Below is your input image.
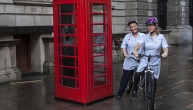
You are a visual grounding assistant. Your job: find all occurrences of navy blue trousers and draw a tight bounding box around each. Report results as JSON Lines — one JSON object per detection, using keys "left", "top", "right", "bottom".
{"left": 116, "top": 69, "right": 134, "bottom": 96}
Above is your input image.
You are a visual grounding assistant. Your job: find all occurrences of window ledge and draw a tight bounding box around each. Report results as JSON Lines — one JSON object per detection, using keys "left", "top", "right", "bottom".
{"left": 14, "top": 0, "right": 52, "bottom": 6}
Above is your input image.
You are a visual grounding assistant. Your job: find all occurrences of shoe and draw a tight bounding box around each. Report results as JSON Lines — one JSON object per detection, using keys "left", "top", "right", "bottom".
{"left": 115, "top": 95, "right": 121, "bottom": 99}
{"left": 132, "top": 90, "right": 138, "bottom": 98}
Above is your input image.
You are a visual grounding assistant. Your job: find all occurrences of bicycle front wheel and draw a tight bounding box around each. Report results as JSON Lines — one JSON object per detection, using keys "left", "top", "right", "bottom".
{"left": 145, "top": 76, "right": 155, "bottom": 110}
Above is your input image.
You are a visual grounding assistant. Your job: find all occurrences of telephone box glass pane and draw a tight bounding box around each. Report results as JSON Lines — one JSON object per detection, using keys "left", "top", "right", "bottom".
{"left": 61, "top": 78, "right": 78, "bottom": 88}
{"left": 61, "top": 47, "right": 75, "bottom": 56}
{"left": 62, "top": 57, "right": 77, "bottom": 66}
{"left": 93, "top": 66, "right": 107, "bottom": 76}
{"left": 94, "top": 56, "right": 107, "bottom": 65}
{"left": 59, "top": 4, "right": 77, "bottom": 13}
{"left": 93, "top": 15, "right": 104, "bottom": 23}
{"left": 58, "top": 25, "right": 76, "bottom": 34}
{"left": 60, "top": 57, "right": 78, "bottom": 66}
{"left": 62, "top": 68, "right": 78, "bottom": 77}
{"left": 91, "top": 35, "right": 107, "bottom": 44}
{"left": 93, "top": 46, "right": 105, "bottom": 54}
{"left": 61, "top": 36, "right": 77, "bottom": 45}
{"left": 59, "top": 15, "right": 77, "bottom": 24}
{"left": 91, "top": 4, "right": 104, "bottom": 13}
{"left": 58, "top": 36, "right": 78, "bottom": 46}
{"left": 92, "top": 46, "right": 108, "bottom": 55}
{"left": 93, "top": 25, "right": 104, "bottom": 33}
{"left": 94, "top": 77, "right": 106, "bottom": 87}
{"left": 93, "top": 35, "right": 104, "bottom": 44}
{"left": 60, "top": 67, "right": 78, "bottom": 88}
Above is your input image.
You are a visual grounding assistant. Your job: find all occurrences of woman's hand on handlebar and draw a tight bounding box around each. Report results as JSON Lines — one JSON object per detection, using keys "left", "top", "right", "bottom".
{"left": 132, "top": 51, "right": 139, "bottom": 58}
{"left": 162, "top": 52, "right": 168, "bottom": 58}
{"left": 124, "top": 54, "right": 130, "bottom": 58}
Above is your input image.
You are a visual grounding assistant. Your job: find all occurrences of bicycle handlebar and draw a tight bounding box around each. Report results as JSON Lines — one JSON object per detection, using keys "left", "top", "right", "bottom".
{"left": 138, "top": 54, "right": 161, "bottom": 58}
{"left": 129, "top": 56, "right": 140, "bottom": 62}
{"left": 131, "top": 53, "right": 161, "bottom": 62}
{"left": 131, "top": 53, "right": 161, "bottom": 58}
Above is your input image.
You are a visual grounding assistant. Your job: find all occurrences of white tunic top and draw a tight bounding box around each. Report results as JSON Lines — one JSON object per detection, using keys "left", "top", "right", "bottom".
{"left": 121, "top": 32, "right": 145, "bottom": 70}
{"left": 136, "top": 33, "right": 169, "bottom": 79}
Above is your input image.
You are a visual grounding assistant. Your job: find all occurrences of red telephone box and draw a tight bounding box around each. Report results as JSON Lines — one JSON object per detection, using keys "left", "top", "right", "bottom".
{"left": 53, "top": 0, "right": 113, "bottom": 104}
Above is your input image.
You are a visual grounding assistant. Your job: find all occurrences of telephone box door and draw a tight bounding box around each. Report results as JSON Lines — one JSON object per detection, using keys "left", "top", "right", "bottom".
{"left": 54, "top": 0, "right": 83, "bottom": 102}
{"left": 87, "top": 0, "right": 113, "bottom": 102}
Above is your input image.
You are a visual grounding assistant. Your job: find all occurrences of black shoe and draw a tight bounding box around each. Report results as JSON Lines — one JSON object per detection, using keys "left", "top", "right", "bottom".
{"left": 132, "top": 91, "right": 138, "bottom": 98}
{"left": 115, "top": 95, "right": 121, "bottom": 99}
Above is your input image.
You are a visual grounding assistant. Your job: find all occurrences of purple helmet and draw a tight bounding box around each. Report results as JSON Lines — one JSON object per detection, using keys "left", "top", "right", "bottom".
{"left": 145, "top": 17, "right": 158, "bottom": 25}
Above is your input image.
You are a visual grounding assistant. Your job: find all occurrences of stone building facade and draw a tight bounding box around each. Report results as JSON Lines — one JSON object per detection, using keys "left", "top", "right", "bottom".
{"left": 0, "top": 0, "right": 192, "bottom": 83}
{"left": 0, "top": 0, "right": 53, "bottom": 83}
{"left": 112, "top": 0, "right": 192, "bottom": 44}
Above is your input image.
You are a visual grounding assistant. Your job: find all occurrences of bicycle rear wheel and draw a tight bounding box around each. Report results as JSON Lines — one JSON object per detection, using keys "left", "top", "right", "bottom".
{"left": 145, "top": 76, "right": 155, "bottom": 110}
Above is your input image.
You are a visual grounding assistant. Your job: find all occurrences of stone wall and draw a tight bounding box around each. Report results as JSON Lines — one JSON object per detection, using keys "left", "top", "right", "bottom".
{"left": 0, "top": 0, "right": 53, "bottom": 75}
{"left": 0, "top": 0, "right": 53, "bottom": 26}
{"left": 112, "top": 0, "right": 126, "bottom": 34}
{"left": 167, "top": 0, "right": 192, "bottom": 44}
{"left": 124, "top": 0, "right": 157, "bottom": 33}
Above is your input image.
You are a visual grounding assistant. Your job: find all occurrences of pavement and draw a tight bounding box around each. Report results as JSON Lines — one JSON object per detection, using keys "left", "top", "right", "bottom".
{"left": 1, "top": 44, "right": 193, "bottom": 110}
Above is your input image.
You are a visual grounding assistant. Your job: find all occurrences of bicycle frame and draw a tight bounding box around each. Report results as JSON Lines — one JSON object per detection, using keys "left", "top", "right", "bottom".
{"left": 144, "top": 57, "right": 154, "bottom": 95}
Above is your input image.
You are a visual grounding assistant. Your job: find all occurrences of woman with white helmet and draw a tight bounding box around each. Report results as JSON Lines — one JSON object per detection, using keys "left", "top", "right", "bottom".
{"left": 115, "top": 19, "right": 145, "bottom": 99}
{"left": 132, "top": 17, "right": 169, "bottom": 98}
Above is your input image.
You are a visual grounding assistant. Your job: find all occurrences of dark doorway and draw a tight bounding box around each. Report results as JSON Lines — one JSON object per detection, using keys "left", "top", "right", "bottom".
{"left": 157, "top": 0, "right": 168, "bottom": 30}
{"left": 190, "top": 0, "right": 193, "bottom": 27}
{"left": 14, "top": 34, "right": 31, "bottom": 72}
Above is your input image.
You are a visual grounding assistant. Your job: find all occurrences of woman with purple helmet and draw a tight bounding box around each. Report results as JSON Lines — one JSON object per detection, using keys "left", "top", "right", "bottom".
{"left": 132, "top": 17, "right": 169, "bottom": 98}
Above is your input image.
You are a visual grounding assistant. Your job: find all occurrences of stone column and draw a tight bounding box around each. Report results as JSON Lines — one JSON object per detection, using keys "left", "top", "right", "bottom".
{"left": 111, "top": 1, "right": 126, "bottom": 62}
{"left": 167, "top": 0, "right": 192, "bottom": 44}
{"left": 124, "top": 0, "right": 158, "bottom": 33}
{"left": 160, "top": 30, "right": 172, "bottom": 55}
{"left": 111, "top": 0, "right": 126, "bottom": 34}
{"left": 0, "top": 39, "right": 21, "bottom": 83}
{"left": 42, "top": 37, "right": 54, "bottom": 74}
